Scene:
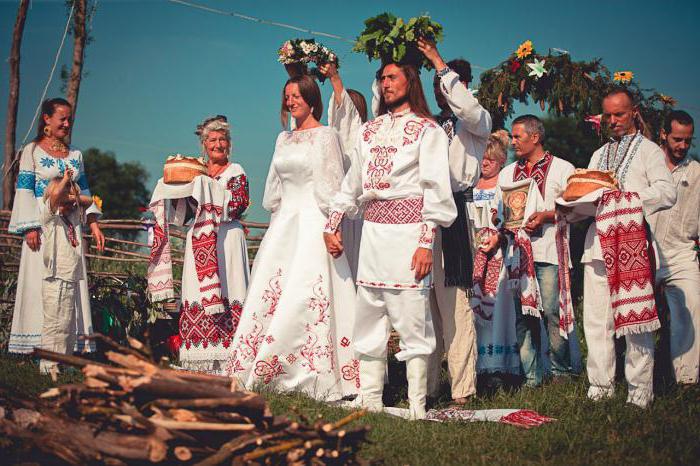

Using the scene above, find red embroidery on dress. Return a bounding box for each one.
[325,210,343,233]
[262,269,283,317]
[324,334,336,372]
[254,355,285,384]
[402,119,426,146]
[308,275,330,325]
[179,299,242,350]
[340,337,350,347]
[286,353,297,365]
[300,326,323,374]
[341,358,361,389]
[236,317,265,362]
[362,118,383,143]
[364,145,397,190]
[364,198,423,224]
[191,231,219,282]
[226,350,246,373]
[226,173,250,220]
[265,335,275,344]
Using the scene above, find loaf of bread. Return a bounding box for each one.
[562,169,618,201]
[163,155,207,184]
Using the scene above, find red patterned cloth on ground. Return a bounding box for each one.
[554,210,575,338]
[471,228,503,320]
[595,191,659,336]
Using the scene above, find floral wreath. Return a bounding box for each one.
[277,38,339,82]
[477,39,676,140]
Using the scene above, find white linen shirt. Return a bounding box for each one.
[647,157,700,270]
[498,155,575,265]
[581,135,677,263]
[436,70,492,191]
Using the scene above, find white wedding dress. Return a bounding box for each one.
[225,126,358,401]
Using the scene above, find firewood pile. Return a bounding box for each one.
[0,335,371,465]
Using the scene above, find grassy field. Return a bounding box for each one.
[2,354,699,466]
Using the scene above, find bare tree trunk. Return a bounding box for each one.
[2,0,30,210]
[65,0,87,143]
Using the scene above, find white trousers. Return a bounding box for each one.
[428,231,477,399]
[583,260,655,406]
[354,286,435,362]
[40,278,77,373]
[657,261,700,384]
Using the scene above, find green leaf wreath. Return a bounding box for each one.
[353,13,443,70]
[478,39,676,141]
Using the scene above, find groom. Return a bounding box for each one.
[323,61,456,419]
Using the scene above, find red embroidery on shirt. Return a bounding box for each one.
[364,145,397,190]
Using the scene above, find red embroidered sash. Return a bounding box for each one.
[513,152,553,197]
[364,197,423,224]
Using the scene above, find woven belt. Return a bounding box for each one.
[364,197,423,224]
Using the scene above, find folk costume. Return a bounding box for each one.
[498,153,578,385]
[326,108,457,419]
[648,156,700,384]
[427,67,492,400]
[148,164,250,374]
[225,127,357,402]
[582,132,676,407]
[8,144,100,354]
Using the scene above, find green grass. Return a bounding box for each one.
[2,354,699,465]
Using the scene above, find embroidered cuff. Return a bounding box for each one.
[324,210,344,233]
[436,66,452,79]
[418,222,437,249]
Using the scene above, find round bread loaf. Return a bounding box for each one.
[562,169,617,201]
[163,155,207,184]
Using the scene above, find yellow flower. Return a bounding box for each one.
[92,195,103,211]
[515,40,533,59]
[659,94,677,106]
[613,71,634,83]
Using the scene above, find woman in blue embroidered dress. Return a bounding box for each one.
[8,98,104,355]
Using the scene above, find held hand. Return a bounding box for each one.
[90,222,105,252]
[417,38,446,70]
[323,231,344,258]
[319,63,338,79]
[524,211,547,235]
[411,247,433,281]
[480,233,501,256]
[24,229,41,252]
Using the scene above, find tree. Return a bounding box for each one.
[82,148,150,220]
[542,115,601,168]
[2,0,30,210]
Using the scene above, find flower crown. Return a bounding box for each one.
[277,38,339,81]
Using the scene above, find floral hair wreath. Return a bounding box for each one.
[277,38,339,82]
[195,115,228,137]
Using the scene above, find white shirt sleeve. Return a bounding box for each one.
[419,126,458,248]
[8,144,41,234]
[371,79,380,120]
[439,70,492,138]
[638,144,676,217]
[312,129,346,215]
[262,134,283,213]
[326,131,364,232]
[328,89,363,171]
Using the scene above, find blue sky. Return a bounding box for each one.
[1,0,699,221]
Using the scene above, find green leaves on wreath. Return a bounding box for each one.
[354,12,443,69]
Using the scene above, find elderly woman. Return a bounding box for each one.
[8,98,104,359]
[468,130,520,383]
[225,75,356,401]
[176,115,250,374]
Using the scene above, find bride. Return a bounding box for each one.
[225,75,357,401]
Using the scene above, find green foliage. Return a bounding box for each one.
[353,12,443,69]
[478,41,677,141]
[542,115,601,169]
[82,147,150,220]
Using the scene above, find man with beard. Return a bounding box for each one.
[648,110,699,385]
[324,62,456,419]
[417,38,492,404]
[581,88,676,407]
